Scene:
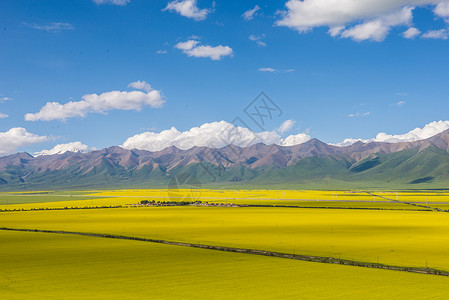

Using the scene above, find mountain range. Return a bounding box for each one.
[2,129,449,190]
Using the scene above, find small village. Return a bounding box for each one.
[127,200,242,208]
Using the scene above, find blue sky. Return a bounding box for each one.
[0,0,449,155]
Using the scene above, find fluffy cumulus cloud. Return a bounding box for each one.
[334,120,449,146]
[277,0,449,41]
[340,7,413,41]
[242,5,261,21]
[422,29,449,39]
[25,81,165,121]
[278,119,296,133]
[280,133,312,146]
[34,142,92,156]
[175,40,233,60]
[403,27,421,38]
[176,40,199,50]
[0,128,48,156]
[127,80,152,92]
[434,1,449,19]
[122,121,311,152]
[164,0,212,21]
[93,0,129,5]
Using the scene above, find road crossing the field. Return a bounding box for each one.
[366,192,446,212]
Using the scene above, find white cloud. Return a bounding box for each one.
[339,7,413,41]
[25,82,165,121]
[334,120,449,146]
[164,0,212,21]
[277,0,447,41]
[28,22,74,32]
[328,26,345,37]
[259,67,276,72]
[0,97,12,102]
[0,128,48,156]
[421,29,448,39]
[242,5,261,21]
[34,142,92,156]
[249,35,261,41]
[249,34,266,46]
[127,80,152,92]
[175,40,233,60]
[176,40,199,50]
[403,27,421,38]
[122,121,311,152]
[396,100,406,107]
[258,67,294,73]
[156,50,168,54]
[348,112,371,117]
[434,2,449,19]
[280,133,311,146]
[333,138,365,147]
[339,19,391,41]
[278,119,296,133]
[93,0,129,5]
[0,96,10,119]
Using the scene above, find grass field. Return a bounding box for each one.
[2,230,449,299]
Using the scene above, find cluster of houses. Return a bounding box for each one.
[127,200,241,207]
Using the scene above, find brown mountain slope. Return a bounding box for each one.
[1,129,449,175]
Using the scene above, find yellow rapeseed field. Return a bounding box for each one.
[5,188,448,210]
[2,189,449,298]
[2,205,449,271]
[2,230,449,299]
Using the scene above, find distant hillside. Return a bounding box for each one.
[2,129,449,190]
